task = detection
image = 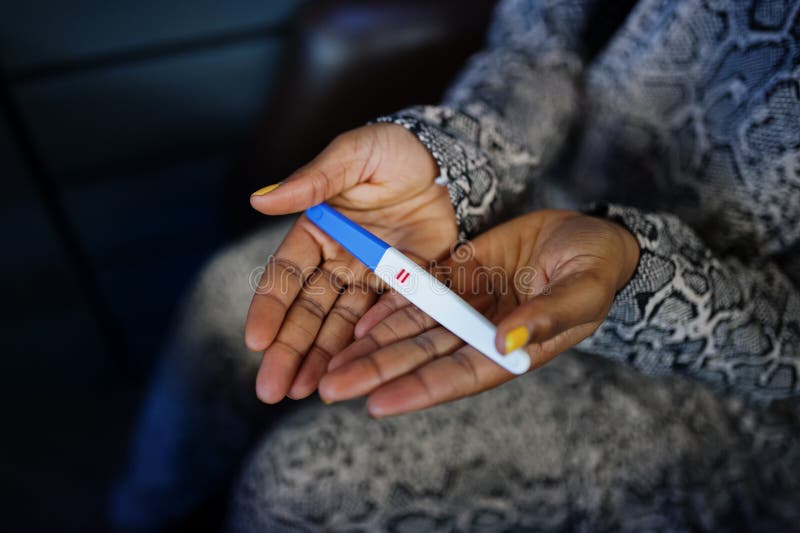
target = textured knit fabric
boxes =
[114,1,800,531]
[377,0,800,403]
[228,352,800,532]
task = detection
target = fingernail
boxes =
[504,326,529,354]
[251,183,281,196]
[321,396,335,405]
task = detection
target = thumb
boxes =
[495,271,614,355]
[250,128,378,215]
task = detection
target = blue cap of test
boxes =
[305,203,390,270]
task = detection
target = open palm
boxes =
[318,210,640,417]
[245,123,459,403]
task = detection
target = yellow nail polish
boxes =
[505,326,529,354]
[251,183,281,196]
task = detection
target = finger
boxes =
[244,227,322,351]
[255,263,343,404]
[366,347,514,417]
[250,129,376,214]
[319,326,463,402]
[353,249,453,339]
[287,265,377,399]
[327,302,437,372]
[496,270,614,355]
[353,291,408,339]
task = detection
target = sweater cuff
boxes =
[583,203,707,328]
[375,105,502,239]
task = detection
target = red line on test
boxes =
[396,269,410,283]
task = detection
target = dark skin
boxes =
[245,123,457,403]
[246,124,640,415]
[318,210,640,417]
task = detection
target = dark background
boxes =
[0,1,495,530]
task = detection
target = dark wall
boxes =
[0,2,307,531]
[1,0,306,376]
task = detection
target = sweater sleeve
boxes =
[579,204,800,404]
[376,0,599,237]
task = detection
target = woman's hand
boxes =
[318,210,640,417]
[245,123,458,404]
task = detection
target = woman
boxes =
[114,0,800,530]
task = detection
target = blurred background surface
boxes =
[0,1,494,530]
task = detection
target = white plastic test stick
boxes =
[306,203,530,374]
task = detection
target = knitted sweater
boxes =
[115,2,800,530]
[378,0,800,404]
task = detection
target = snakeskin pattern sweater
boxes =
[114,1,800,530]
[378,0,800,405]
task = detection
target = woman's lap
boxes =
[226,349,800,532]
[113,217,800,532]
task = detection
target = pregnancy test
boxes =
[305,203,530,374]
